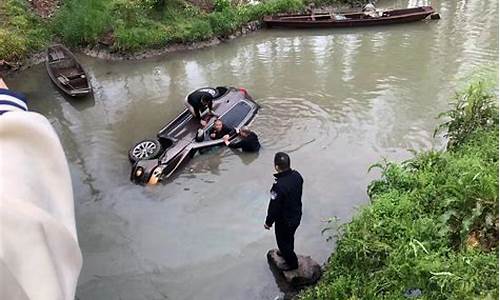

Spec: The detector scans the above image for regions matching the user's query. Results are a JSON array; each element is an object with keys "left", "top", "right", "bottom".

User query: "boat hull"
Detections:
[
  {"left": 264, "top": 6, "right": 435, "bottom": 29},
  {"left": 46, "top": 44, "right": 92, "bottom": 97}
]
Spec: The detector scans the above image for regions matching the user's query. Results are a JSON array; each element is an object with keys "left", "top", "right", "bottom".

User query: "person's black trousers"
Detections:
[{"left": 275, "top": 220, "right": 299, "bottom": 269}]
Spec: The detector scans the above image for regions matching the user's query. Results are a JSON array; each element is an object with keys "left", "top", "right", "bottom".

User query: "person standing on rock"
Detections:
[{"left": 264, "top": 152, "right": 303, "bottom": 270}]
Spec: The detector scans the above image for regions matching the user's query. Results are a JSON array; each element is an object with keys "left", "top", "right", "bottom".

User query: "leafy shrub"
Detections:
[
  {"left": 213, "top": 0, "right": 231, "bottom": 12},
  {"left": 182, "top": 3, "right": 205, "bottom": 18},
  {"left": 435, "top": 81, "right": 498, "bottom": 150},
  {"left": 233, "top": 0, "right": 305, "bottom": 27},
  {"left": 143, "top": 0, "right": 167, "bottom": 10},
  {"left": 52, "top": 0, "right": 112, "bottom": 46},
  {"left": 112, "top": 0, "right": 146, "bottom": 24},
  {"left": 112, "top": 0, "right": 166, "bottom": 20}
]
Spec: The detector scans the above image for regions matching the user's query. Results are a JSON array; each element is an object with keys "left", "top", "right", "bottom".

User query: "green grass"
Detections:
[
  {"left": 0, "top": 0, "right": 51, "bottom": 61},
  {"left": 299, "top": 79, "right": 499, "bottom": 299},
  {"left": 109, "top": 0, "right": 306, "bottom": 51},
  {"left": 51, "top": 0, "right": 113, "bottom": 46},
  {"left": 1, "top": 0, "right": 361, "bottom": 60}
]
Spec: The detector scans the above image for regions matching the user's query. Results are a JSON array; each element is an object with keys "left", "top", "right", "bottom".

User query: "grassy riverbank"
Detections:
[
  {"left": 1, "top": 0, "right": 51, "bottom": 62},
  {"left": 0, "top": 0, "right": 360, "bottom": 64},
  {"left": 299, "top": 79, "right": 499, "bottom": 299}
]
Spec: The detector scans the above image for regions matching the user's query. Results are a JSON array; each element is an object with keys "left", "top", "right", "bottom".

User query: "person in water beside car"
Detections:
[
  {"left": 209, "top": 119, "right": 234, "bottom": 140},
  {"left": 184, "top": 88, "right": 218, "bottom": 126},
  {"left": 223, "top": 126, "right": 260, "bottom": 152}
]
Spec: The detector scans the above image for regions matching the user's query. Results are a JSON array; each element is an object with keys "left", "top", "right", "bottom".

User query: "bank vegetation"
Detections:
[
  {"left": 0, "top": 0, "right": 362, "bottom": 64},
  {"left": 300, "top": 78, "right": 499, "bottom": 299}
]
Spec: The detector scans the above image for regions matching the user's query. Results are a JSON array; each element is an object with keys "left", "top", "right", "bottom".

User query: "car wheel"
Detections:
[{"left": 129, "top": 139, "right": 162, "bottom": 162}]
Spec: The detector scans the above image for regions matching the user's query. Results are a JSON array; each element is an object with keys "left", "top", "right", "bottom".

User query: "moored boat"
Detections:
[
  {"left": 263, "top": 6, "right": 436, "bottom": 29},
  {"left": 46, "top": 44, "right": 92, "bottom": 97}
]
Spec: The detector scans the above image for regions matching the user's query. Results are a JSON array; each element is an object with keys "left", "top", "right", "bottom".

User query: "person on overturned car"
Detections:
[
  {"left": 264, "top": 152, "right": 303, "bottom": 270},
  {"left": 184, "top": 88, "right": 217, "bottom": 126},
  {"left": 223, "top": 126, "right": 260, "bottom": 152}
]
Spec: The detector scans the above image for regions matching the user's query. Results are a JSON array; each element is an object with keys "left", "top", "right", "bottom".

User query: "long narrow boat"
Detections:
[
  {"left": 46, "top": 44, "right": 92, "bottom": 97},
  {"left": 263, "top": 6, "right": 435, "bottom": 29}
]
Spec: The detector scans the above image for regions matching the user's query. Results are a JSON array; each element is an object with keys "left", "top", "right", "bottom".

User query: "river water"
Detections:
[{"left": 6, "top": 0, "right": 498, "bottom": 299}]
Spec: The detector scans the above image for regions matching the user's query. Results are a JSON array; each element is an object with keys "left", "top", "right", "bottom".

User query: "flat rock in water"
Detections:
[{"left": 267, "top": 249, "right": 321, "bottom": 287}]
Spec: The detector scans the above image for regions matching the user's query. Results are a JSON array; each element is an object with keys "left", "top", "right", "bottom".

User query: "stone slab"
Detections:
[{"left": 267, "top": 249, "right": 322, "bottom": 287}]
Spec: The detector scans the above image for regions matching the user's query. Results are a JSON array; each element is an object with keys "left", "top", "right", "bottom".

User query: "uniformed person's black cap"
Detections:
[{"left": 274, "top": 152, "right": 290, "bottom": 170}]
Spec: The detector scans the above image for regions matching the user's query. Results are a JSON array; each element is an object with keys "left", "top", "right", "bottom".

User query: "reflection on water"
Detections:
[{"left": 6, "top": 0, "right": 498, "bottom": 299}]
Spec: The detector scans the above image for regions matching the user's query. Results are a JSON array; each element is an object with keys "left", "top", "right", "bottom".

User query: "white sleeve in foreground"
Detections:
[{"left": 0, "top": 111, "right": 82, "bottom": 300}]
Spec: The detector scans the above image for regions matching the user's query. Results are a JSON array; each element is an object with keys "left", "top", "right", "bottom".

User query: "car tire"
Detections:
[{"left": 129, "top": 139, "right": 162, "bottom": 163}]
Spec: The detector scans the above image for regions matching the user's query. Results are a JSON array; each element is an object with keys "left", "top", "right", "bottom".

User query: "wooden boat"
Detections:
[
  {"left": 263, "top": 6, "right": 436, "bottom": 29},
  {"left": 46, "top": 44, "right": 92, "bottom": 97}
]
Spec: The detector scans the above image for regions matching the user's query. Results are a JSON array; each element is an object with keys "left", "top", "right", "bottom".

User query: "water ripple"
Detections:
[{"left": 255, "top": 96, "right": 337, "bottom": 151}]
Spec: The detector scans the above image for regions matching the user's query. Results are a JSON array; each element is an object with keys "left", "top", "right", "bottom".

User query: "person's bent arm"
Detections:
[
  {"left": 207, "top": 99, "right": 214, "bottom": 113},
  {"left": 209, "top": 127, "right": 217, "bottom": 139},
  {"left": 223, "top": 133, "right": 243, "bottom": 148},
  {"left": 228, "top": 139, "right": 243, "bottom": 149},
  {"left": 194, "top": 107, "right": 201, "bottom": 119},
  {"left": 223, "top": 135, "right": 231, "bottom": 146}
]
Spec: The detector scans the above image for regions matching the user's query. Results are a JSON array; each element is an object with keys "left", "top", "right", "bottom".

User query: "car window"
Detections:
[{"left": 220, "top": 101, "right": 252, "bottom": 128}]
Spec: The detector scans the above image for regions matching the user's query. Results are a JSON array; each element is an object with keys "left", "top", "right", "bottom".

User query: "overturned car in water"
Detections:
[{"left": 129, "top": 86, "right": 259, "bottom": 185}]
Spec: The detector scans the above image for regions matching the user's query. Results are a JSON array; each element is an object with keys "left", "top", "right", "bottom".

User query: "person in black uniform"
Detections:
[
  {"left": 223, "top": 126, "right": 260, "bottom": 152},
  {"left": 184, "top": 89, "right": 216, "bottom": 126},
  {"left": 209, "top": 119, "right": 234, "bottom": 140},
  {"left": 264, "top": 152, "right": 303, "bottom": 270}
]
